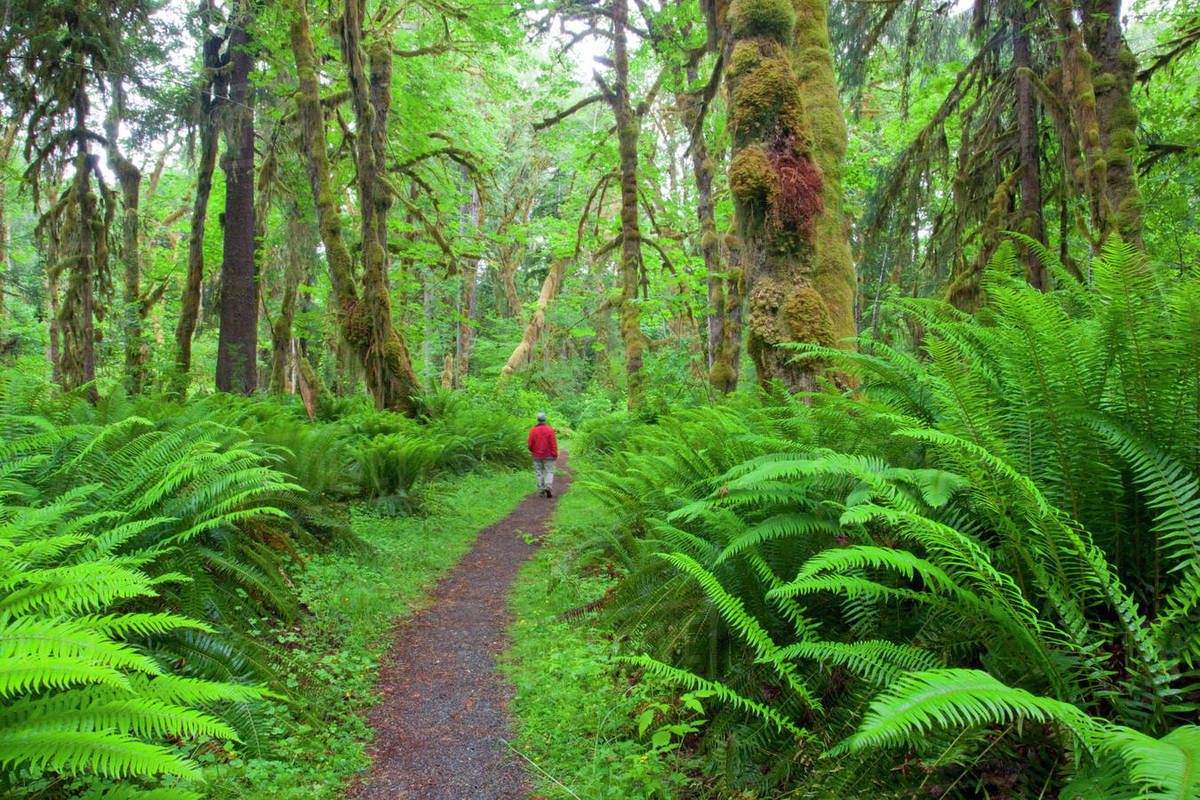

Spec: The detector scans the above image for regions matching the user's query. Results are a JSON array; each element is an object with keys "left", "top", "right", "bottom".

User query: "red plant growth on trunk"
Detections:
[{"left": 769, "top": 148, "right": 824, "bottom": 238}]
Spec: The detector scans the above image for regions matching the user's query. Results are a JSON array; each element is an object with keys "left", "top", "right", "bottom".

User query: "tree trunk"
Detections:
[
  {"left": 683, "top": 63, "right": 731, "bottom": 388},
  {"left": 216, "top": 2, "right": 258, "bottom": 395},
  {"left": 269, "top": 205, "right": 309, "bottom": 394},
  {"left": 1081, "top": 0, "right": 1143, "bottom": 249},
  {"left": 500, "top": 257, "right": 568, "bottom": 377},
  {"left": 58, "top": 83, "right": 99, "bottom": 402},
  {"left": 105, "top": 82, "right": 148, "bottom": 395},
  {"left": 608, "top": 0, "right": 646, "bottom": 408},
  {"left": 455, "top": 168, "right": 480, "bottom": 387},
  {"left": 174, "top": 28, "right": 224, "bottom": 392},
  {"left": 710, "top": 235, "right": 744, "bottom": 394},
  {"left": 1012, "top": 10, "right": 1049, "bottom": 289},
  {"left": 792, "top": 0, "right": 857, "bottom": 375},
  {"left": 0, "top": 122, "right": 16, "bottom": 332},
  {"left": 1051, "top": 0, "right": 1113, "bottom": 248},
  {"left": 724, "top": 0, "right": 851, "bottom": 393},
  {"left": 289, "top": 0, "right": 420, "bottom": 414}
]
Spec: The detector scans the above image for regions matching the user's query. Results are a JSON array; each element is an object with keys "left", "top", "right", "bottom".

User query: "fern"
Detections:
[
  {"left": 657, "top": 551, "right": 819, "bottom": 710},
  {"left": 829, "top": 668, "right": 1097, "bottom": 756},
  {"left": 621, "top": 655, "right": 804, "bottom": 737},
  {"left": 775, "top": 639, "right": 943, "bottom": 687}
]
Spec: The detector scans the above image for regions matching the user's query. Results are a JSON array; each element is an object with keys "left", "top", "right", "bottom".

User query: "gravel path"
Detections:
[{"left": 348, "top": 454, "right": 572, "bottom": 800}]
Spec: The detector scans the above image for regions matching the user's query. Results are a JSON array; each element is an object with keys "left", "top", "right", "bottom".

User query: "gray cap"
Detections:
[{"left": 537, "top": 412, "right": 547, "bottom": 422}]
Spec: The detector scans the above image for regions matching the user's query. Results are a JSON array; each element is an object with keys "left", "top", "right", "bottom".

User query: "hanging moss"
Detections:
[{"left": 729, "top": 0, "right": 795, "bottom": 44}]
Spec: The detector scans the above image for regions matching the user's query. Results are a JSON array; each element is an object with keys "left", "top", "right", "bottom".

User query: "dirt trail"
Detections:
[{"left": 348, "top": 454, "right": 572, "bottom": 800}]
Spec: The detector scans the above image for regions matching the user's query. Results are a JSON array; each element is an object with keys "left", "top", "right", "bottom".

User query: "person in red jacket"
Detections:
[{"left": 527, "top": 411, "right": 558, "bottom": 498}]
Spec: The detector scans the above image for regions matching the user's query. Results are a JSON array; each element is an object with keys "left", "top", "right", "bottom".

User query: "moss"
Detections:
[
  {"left": 344, "top": 300, "right": 370, "bottom": 345},
  {"left": 701, "top": 230, "right": 719, "bottom": 251},
  {"left": 729, "top": 146, "right": 777, "bottom": 204},
  {"left": 747, "top": 281, "right": 787, "bottom": 345},
  {"left": 723, "top": 232, "right": 741, "bottom": 251},
  {"left": 729, "top": 0, "right": 795, "bottom": 44},
  {"left": 708, "top": 359, "right": 735, "bottom": 391},
  {"left": 729, "top": 41, "right": 764, "bottom": 78},
  {"left": 1091, "top": 72, "right": 1116, "bottom": 93},
  {"left": 783, "top": 286, "right": 834, "bottom": 346},
  {"left": 731, "top": 57, "right": 809, "bottom": 146}
]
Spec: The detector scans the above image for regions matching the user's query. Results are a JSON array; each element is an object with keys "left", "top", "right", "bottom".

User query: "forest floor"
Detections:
[{"left": 346, "top": 452, "right": 573, "bottom": 800}]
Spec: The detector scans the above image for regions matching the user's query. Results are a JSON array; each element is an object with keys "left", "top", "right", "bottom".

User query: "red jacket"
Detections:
[{"left": 527, "top": 423, "right": 558, "bottom": 459}]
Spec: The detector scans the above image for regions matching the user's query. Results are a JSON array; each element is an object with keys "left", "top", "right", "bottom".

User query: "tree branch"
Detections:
[{"left": 533, "top": 93, "right": 605, "bottom": 131}]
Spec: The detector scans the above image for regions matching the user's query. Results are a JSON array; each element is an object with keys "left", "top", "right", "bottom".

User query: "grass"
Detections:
[
  {"left": 502, "top": 465, "right": 701, "bottom": 800},
  {"left": 203, "top": 468, "right": 532, "bottom": 799}
]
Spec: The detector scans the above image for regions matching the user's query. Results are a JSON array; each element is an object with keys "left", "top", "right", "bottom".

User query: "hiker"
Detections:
[{"left": 527, "top": 411, "right": 558, "bottom": 498}]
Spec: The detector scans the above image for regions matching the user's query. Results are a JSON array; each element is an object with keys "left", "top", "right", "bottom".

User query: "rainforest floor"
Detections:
[{"left": 347, "top": 453, "right": 573, "bottom": 800}]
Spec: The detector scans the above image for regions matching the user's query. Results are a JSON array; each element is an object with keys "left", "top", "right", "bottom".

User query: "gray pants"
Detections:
[{"left": 534, "top": 458, "right": 555, "bottom": 491}]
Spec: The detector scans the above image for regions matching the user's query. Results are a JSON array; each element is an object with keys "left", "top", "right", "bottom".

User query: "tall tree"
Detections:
[
  {"left": 104, "top": 80, "right": 149, "bottom": 394},
  {"left": 0, "top": 122, "right": 17, "bottom": 333},
  {"left": 175, "top": 3, "right": 225, "bottom": 391},
  {"left": 454, "top": 167, "right": 481, "bottom": 387},
  {"left": 215, "top": 0, "right": 257, "bottom": 395},
  {"left": 723, "top": 0, "right": 855, "bottom": 392},
  {"left": 602, "top": 0, "right": 648, "bottom": 408},
  {"left": 288, "top": 0, "right": 421, "bottom": 414}
]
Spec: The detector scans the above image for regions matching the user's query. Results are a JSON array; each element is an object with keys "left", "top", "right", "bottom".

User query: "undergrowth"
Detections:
[{"left": 202, "top": 470, "right": 530, "bottom": 799}]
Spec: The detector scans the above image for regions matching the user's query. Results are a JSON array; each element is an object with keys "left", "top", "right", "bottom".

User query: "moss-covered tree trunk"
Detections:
[
  {"left": 289, "top": 0, "right": 420, "bottom": 414},
  {"left": 104, "top": 82, "right": 148, "bottom": 395},
  {"left": 1012, "top": 7, "right": 1048, "bottom": 289},
  {"left": 455, "top": 171, "right": 480, "bottom": 387},
  {"left": 724, "top": 0, "right": 855, "bottom": 393},
  {"left": 710, "top": 241, "right": 745, "bottom": 394},
  {"left": 607, "top": 0, "right": 647, "bottom": 408},
  {"left": 269, "top": 205, "right": 309, "bottom": 395},
  {"left": 0, "top": 122, "right": 16, "bottom": 331},
  {"left": 58, "top": 83, "right": 100, "bottom": 403},
  {"left": 1080, "top": 0, "right": 1142, "bottom": 249},
  {"left": 682, "top": 63, "right": 736, "bottom": 390},
  {"left": 1053, "top": 0, "right": 1142, "bottom": 251},
  {"left": 500, "top": 256, "right": 568, "bottom": 377},
  {"left": 174, "top": 27, "right": 223, "bottom": 393},
  {"left": 216, "top": 2, "right": 257, "bottom": 395}
]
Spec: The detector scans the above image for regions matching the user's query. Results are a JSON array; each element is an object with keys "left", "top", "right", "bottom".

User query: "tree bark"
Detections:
[
  {"left": 792, "top": 0, "right": 857, "bottom": 377},
  {"left": 174, "top": 27, "right": 224, "bottom": 392},
  {"left": 58, "top": 82, "right": 99, "bottom": 402},
  {"left": 105, "top": 82, "right": 148, "bottom": 395},
  {"left": 710, "top": 235, "right": 744, "bottom": 394},
  {"left": 455, "top": 167, "right": 480, "bottom": 387},
  {"left": 1080, "top": 0, "right": 1143, "bottom": 249},
  {"left": 723, "top": 0, "right": 853, "bottom": 393},
  {"left": 289, "top": 0, "right": 420, "bottom": 414},
  {"left": 500, "top": 257, "right": 568, "bottom": 377},
  {"left": 216, "top": 2, "right": 258, "bottom": 395},
  {"left": 607, "top": 0, "right": 646, "bottom": 408},
  {"left": 269, "top": 205, "right": 309, "bottom": 394},
  {"left": 0, "top": 122, "right": 16, "bottom": 332},
  {"left": 683, "top": 62, "right": 733, "bottom": 389},
  {"left": 1012, "top": 7, "right": 1049, "bottom": 289}
]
